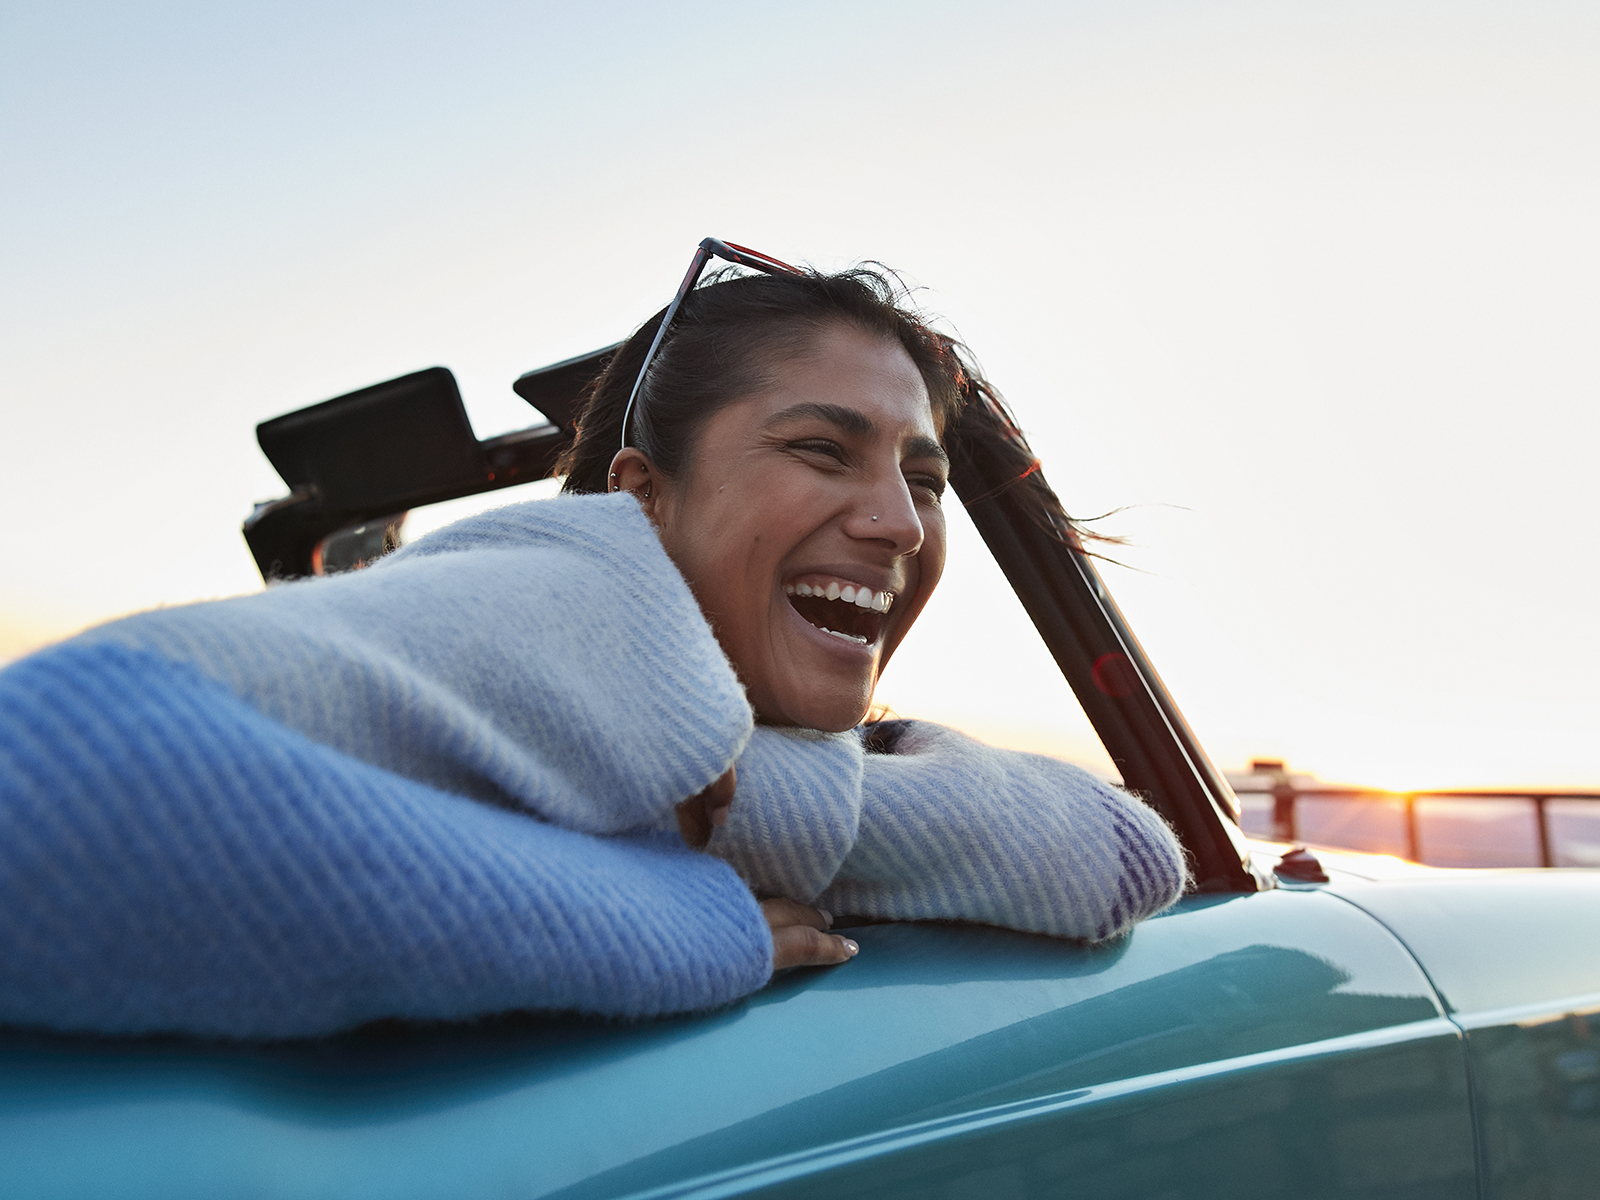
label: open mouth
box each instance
[784,579,894,647]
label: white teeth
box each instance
[820,627,869,645]
[786,579,895,612]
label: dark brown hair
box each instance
[557,261,1089,547]
[558,265,968,492]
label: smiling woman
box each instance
[0,244,1186,1038]
[557,250,1186,972]
[623,327,946,733]
[559,255,968,735]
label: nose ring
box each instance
[871,515,879,521]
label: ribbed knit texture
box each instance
[711,720,1188,941]
[703,726,865,902]
[0,642,773,1038]
[79,492,752,834]
[0,491,1187,1037]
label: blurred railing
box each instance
[1232,770,1600,868]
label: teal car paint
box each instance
[0,888,1480,1199]
[1327,871,1600,1200]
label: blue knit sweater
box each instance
[0,493,1184,1038]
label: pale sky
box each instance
[3,0,1597,789]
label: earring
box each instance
[608,472,619,493]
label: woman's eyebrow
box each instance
[762,403,951,466]
[906,435,951,468]
[762,401,873,436]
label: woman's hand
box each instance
[675,772,857,969]
[676,766,737,849]
[761,898,859,970]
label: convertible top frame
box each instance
[242,353,1260,894]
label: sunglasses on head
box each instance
[618,237,801,454]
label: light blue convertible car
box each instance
[3,361,1596,1199]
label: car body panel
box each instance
[682,1027,1471,1200]
[1324,872,1600,1016]
[1324,871,1600,1200]
[0,888,1477,1199]
[1465,1005,1599,1200]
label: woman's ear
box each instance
[605,449,661,521]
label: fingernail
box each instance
[817,908,833,928]
[841,938,859,957]
[710,805,730,827]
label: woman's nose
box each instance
[846,476,923,556]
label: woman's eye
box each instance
[909,476,947,503]
[789,439,847,463]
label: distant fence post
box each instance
[1404,794,1419,862]
[1273,780,1296,843]
[1534,797,1553,868]
[1252,759,1297,842]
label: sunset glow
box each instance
[3,1,1596,793]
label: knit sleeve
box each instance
[78,493,752,835]
[0,641,773,1038]
[817,721,1189,942]
[702,725,865,903]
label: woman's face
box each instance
[637,324,948,732]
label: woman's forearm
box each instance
[0,639,773,1038]
[709,720,1187,942]
[821,722,1188,941]
[79,493,753,836]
